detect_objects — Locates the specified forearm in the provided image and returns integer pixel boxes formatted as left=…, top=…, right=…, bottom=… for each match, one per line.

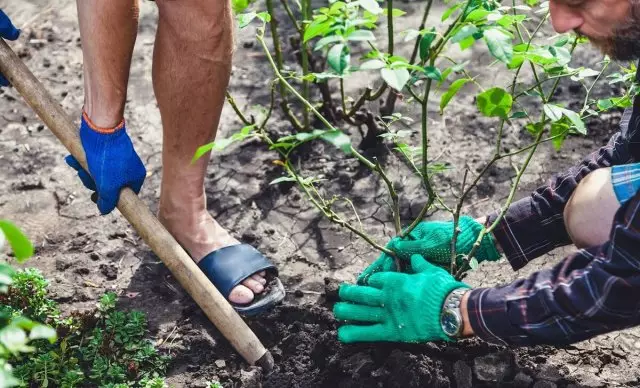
left=461, top=188, right=640, bottom=346
left=486, top=127, right=633, bottom=271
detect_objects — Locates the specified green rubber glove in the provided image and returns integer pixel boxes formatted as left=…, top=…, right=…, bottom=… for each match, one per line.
left=357, top=216, right=500, bottom=284
left=389, top=216, right=500, bottom=267
left=356, top=237, right=401, bottom=285
left=334, top=254, right=470, bottom=343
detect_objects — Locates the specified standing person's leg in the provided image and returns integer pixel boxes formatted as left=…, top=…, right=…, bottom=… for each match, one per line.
left=153, top=0, right=269, bottom=305
left=77, top=0, right=139, bottom=127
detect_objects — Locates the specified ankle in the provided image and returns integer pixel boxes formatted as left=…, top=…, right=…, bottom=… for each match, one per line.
left=83, top=100, right=125, bottom=129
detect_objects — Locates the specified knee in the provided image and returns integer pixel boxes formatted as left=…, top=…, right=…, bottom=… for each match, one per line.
left=564, top=168, right=619, bottom=249
left=156, top=0, right=234, bottom=58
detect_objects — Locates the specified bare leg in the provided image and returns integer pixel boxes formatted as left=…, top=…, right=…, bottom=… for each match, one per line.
left=76, top=0, right=139, bottom=127
left=564, top=168, right=620, bottom=248
left=153, top=0, right=265, bottom=304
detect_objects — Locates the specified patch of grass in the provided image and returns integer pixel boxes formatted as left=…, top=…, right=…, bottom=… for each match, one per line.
left=3, top=269, right=170, bottom=387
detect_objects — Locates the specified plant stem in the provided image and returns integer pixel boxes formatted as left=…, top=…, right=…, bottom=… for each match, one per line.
left=340, top=78, right=347, bottom=113
left=279, top=0, right=302, bottom=34
left=450, top=168, right=468, bottom=274
left=257, top=31, right=404, bottom=257
left=265, top=0, right=303, bottom=131
left=374, top=157, right=401, bottom=234
left=409, top=0, right=434, bottom=64
left=401, top=76, right=435, bottom=238
left=225, top=91, right=254, bottom=126
left=387, top=0, right=394, bottom=56
left=454, top=131, right=544, bottom=279
left=257, top=126, right=395, bottom=256
left=301, top=0, right=311, bottom=130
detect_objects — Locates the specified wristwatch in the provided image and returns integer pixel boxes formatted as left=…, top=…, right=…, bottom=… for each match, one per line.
left=440, top=288, right=467, bottom=339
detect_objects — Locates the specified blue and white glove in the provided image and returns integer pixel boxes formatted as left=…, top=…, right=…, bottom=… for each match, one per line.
left=65, top=113, right=146, bottom=215
left=0, top=9, right=21, bottom=86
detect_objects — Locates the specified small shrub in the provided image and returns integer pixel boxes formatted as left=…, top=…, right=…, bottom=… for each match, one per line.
left=4, top=270, right=170, bottom=387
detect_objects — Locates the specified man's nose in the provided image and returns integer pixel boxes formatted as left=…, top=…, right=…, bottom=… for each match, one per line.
left=549, top=0, right=584, bottom=33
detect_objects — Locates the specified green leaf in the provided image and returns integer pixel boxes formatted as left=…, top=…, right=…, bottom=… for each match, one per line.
left=551, top=121, right=569, bottom=150
left=347, top=30, right=376, bottom=42
left=562, top=109, right=586, bottom=135
left=484, top=29, right=513, bottom=64
left=0, top=326, right=32, bottom=354
left=469, top=257, right=479, bottom=270
left=465, top=9, right=491, bottom=21
left=358, top=0, right=383, bottom=14
left=554, top=36, right=569, bottom=47
left=256, top=12, right=271, bottom=23
left=269, top=176, right=297, bottom=185
left=0, top=367, right=20, bottom=387
left=383, top=8, right=406, bottom=16
left=237, top=12, right=257, bottom=28
left=327, top=44, right=350, bottom=74
left=526, top=122, right=545, bottom=135
left=358, top=59, right=386, bottom=70
left=451, top=25, right=479, bottom=44
left=381, top=68, right=410, bottom=91
left=459, top=35, right=477, bottom=50
left=320, top=130, right=352, bottom=154
left=439, top=78, right=470, bottom=113
left=419, top=28, right=436, bottom=62
left=543, top=105, right=585, bottom=134
left=442, top=3, right=463, bottom=21
left=29, top=324, right=57, bottom=343
left=314, top=35, right=344, bottom=51
left=548, top=46, right=571, bottom=66
left=543, top=103, right=564, bottom=122
left=403, top=29, right=420, bottom=42
left=597, top=98, right=614, bottom=110
left=191, top=125, right=256, bottom=162
left=510, top=111, right=528, bottom=119
left=232, top=0, right=251, bottom=14
left=476, top=87, right=513, bottom=118
left=0, top=220, right=33, bottom=262
left=304, top=19, right=332, bottom=42
left=423, top=66, right=442, bottom=81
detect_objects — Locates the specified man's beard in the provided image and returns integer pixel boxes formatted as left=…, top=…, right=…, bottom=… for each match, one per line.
left=587, top=2, right=640, bottom=61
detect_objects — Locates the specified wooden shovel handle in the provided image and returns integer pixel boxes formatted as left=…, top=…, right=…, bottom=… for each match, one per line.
left=0, top=39, right=273, bottom=370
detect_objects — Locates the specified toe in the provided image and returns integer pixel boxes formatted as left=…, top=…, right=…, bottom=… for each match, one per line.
left=251, top=274, right=267, bottom=285
left=242, top=277, right=265, bottom=294
left=228, top=285, right=254, bottom=305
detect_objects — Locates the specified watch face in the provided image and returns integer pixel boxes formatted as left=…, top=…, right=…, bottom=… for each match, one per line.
left=441, top=310, right=461, bottom=337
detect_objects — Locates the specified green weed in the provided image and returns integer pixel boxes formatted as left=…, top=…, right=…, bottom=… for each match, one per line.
left=4, top=269, right=170, bottom=387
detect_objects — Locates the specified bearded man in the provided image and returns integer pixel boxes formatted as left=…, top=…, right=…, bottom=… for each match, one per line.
left=334, top=0, right=640, bottom=346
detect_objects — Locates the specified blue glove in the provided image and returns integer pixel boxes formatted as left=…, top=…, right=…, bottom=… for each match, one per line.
left=0, top=9, right=21, bottom=87
left=65, top=113, right=146, bottom=215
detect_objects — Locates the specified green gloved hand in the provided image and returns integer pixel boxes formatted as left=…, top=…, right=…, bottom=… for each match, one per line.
left=389, top=216, right=500, bottom=268
left=334, top=254, right=470, bottom=343
left=357, top=216, right=500, bottom=285
left=356, top=237, right=401, bottom=285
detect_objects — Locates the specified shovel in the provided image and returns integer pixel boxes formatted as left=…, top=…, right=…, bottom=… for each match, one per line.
left=0, top=38, right=274, bottom=371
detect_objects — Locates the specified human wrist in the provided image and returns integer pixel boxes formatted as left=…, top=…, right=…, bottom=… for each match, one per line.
left=461, top=290, right=474, bottom=337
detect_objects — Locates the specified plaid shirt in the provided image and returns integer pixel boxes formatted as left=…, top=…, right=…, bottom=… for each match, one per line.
left=466, top=65, right=640, bottom=346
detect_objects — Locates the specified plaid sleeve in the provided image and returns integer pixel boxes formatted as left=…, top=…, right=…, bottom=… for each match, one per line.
left=488, top=94, right=640, bottom=271
left=467, top=188, right=640, bottom=346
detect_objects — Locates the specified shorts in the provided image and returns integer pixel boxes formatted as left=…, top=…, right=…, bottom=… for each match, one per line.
left=612, top=162, right=640, bottom=205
